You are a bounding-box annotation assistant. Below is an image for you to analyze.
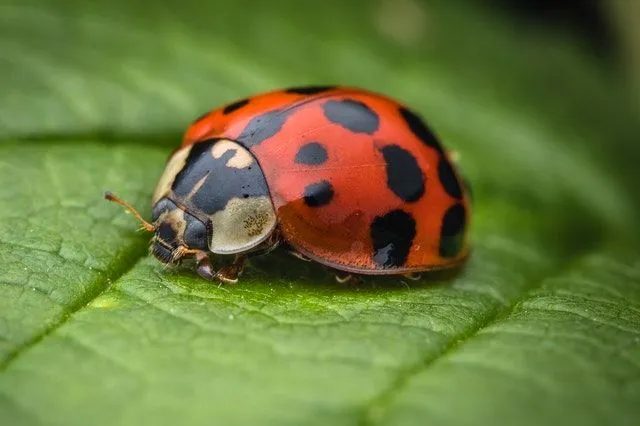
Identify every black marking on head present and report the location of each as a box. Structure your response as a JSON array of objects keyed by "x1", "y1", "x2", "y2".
[
  {"x1": 380, "y1": 145, "x2": 425, "y2": 202},
  {"x1": 438, "y1": 157, "x2": 463, "y2": 200},
  {"x1": 152, "y1": 198, "x2": 178, "y2": 221},
  {"x1": 323, "y1": 99, "x2": 379, "y2": 134},
  {"x1": 222, "y1": 98, "x2": 249, "y2": 115},
  {"x1": 236, "y1": 109, "x2": 292, "y2": 147},
  {"x1": 151, "y1": 241, "x2": 174, "y2": 264},
  {"x1": 157, "y1": 222, "x2": 177, "y2": 246},
  {"x1": 439, "y1": 203, "x2": 466, "y2": 258},
  {"x1": 295, "y1": 142, "x2": 328, "y2": 165},
  {"x1": 171, "y1": 139, "x2": 270, "y2": 215},
  {"x1": 303, "y1": 180, "x2": 334, "y2": 207},
  {"x1": 183, "y1": 212, "x2": 208, "y2": 250},
  {"x1": 399, "y1": 106, "x2": 443, "y2": 153},
  {"x1": 285, "y1": 86, "x2": 336, "y2": 95},
  {"x1": 370, "y1": 209, "x2": 416, "y2": 268}
]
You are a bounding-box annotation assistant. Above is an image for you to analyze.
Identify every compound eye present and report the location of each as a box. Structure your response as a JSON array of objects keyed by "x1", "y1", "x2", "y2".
[
  {"x1": 152, "y1": 198, "x2": 178, "y2": 221},
  {"x1": 183, "y1": 214, "x2": 208, "y2": 250}
]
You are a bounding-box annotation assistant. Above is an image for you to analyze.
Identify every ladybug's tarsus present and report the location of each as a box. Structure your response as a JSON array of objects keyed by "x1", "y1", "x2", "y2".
[
  {"x1": 215, "y1": 254, "x2": 246, "y2": 284},
  {"x1": 403, "y1": 272, "x2": 422, "y2": 281},
  {"x1": 289, "y1": 250, "x2": 312, "y2": 262},
  {"x1": 334, "y1": 272, "x2": 353, "y2": 284}
]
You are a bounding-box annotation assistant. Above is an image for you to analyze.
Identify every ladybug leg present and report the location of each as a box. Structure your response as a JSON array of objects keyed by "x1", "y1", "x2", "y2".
[
  {"x1": 289, "y1": 251, "x2": 312, "y2": 262},
  {"x1": 278, "y1": 237, "x2": 311, "y2": 262},
  {"x1": 194, "y1": 251, "x2": 215, "y2": 281},
  {"x1": 211, "y1": 231, "x2": 277, "y2": 284},
  {"x1": 215, "y1": 254, "x2": 247, "y2": 284},
  {"x1": 403, "y1": 272, "x2": 422, "y2": 281},
  {"x1": 334, "y1": 271, "x2": 353, "y2": 284}
]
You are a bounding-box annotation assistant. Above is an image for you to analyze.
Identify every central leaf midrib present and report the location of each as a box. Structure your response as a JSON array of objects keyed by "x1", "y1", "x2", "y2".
[{"x1": 0, "y1": 237, "x2": 149, "y2": 371}]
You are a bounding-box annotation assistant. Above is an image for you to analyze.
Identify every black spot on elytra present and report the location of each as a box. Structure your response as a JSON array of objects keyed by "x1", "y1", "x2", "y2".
[
  {"x1": 438, "y1": 157, "x2": 463, "y2": 200},
  {"x1": 285, "y1": 86, "x2": 336, "y2": 95},
  {"x1": 295, "y1": 142, "x2": 328, "y2": 165},
  {"x1": 222, "y1": 98, "x2": 249, "y2": 115},
  {"x1": 323, "y1": 99, "x2": 379, "y2": 134},
  {"x1": 399, "y1": 106, "x2": 443, "y2": 153},
  {"x1": 303, "y1": 180, "x2": 334, "y2": 207},
  {"x1": 439, "y1": 203, "x2": 466, "y2": 258},
  {"x1": 370, "y1": 209, "x2": 416, "y2": 268},
  {"x1": 380, "y1": 145, "x2": 425, "y2": 202},
  {"x1": 171, "y1": 139, "x2": 270, "y2": 215},
  {"x1": 236, "y1": 109, "x2": 292, "y2": 147}
]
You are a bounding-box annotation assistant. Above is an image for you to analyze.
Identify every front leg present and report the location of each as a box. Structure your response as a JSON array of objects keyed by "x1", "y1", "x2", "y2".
[
  {"x1": 215, "y1": 254, "x2": 246, "y2": 284},
  {"x1": 195, "y1": 251, "x2": 216, "y2": 281}
]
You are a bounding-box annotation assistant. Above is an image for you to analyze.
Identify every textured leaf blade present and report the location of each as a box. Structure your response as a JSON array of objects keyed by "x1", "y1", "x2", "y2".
[
  {"x1": 372, "y1": 251, "x2": 640, "y2": 426},
  {"x1": 0, "y1": 143, "x2": 164, "y2": 364},
  {"x1": 0, "y1": 0, "x2": 639, "y2": 425}
]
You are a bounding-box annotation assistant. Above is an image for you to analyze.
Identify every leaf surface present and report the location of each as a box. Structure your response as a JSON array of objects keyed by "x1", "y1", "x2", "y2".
[{"x1": 0, "y1": 1, "x2": 638, "y2": 425}]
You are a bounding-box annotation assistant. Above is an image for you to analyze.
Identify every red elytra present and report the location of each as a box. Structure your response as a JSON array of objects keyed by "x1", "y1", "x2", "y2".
[{"x1": 183, "y1": 86, "x2": 471, "y2": 275}]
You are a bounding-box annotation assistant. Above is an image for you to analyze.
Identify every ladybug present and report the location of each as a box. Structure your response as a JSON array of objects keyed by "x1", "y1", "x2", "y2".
[{"x1": 105, "y1": 85, "x2": 471, "y2": 284}]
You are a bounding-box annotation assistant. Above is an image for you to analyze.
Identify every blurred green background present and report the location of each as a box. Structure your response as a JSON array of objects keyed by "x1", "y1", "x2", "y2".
[{"x1": 0, "y1": 1, "x2": 639, "y2": 425}]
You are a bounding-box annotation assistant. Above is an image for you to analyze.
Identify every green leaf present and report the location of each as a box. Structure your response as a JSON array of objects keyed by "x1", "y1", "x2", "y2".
[{"x1": 0, "y1": 1, "x2": 639, "y2": 426}]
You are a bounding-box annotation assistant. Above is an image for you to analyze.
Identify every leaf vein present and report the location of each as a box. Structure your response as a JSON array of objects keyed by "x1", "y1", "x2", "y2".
[
  {"x1": 358, "y1": 246, "x2": 599, "y2": 426},
  {"x1": 524, "y1": 306, "x2": 640, "y2": 336},
  {"x1": 0, "y1": 240, "x2": 148, "y2": 370}
]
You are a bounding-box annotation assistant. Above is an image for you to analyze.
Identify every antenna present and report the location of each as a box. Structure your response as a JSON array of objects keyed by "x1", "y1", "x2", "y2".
[{"x1": 104, "y1": 191, "x2": 155, "y2": 232}]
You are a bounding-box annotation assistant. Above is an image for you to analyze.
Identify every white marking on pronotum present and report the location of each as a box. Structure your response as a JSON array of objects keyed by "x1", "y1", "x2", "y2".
[
  {"x1": 152, "y1": 146, "x2": 192, "y2": 204},
  {"x1": 211, "y1": 139, "x2": 254, "y2": 169},
  {"x1": 186, "y1": 172, "x2": 210, "y2": 200}
]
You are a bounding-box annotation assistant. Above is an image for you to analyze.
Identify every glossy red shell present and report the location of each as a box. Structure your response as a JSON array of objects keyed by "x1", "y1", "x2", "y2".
[{"x1": 181, "y1": 86, "x2": 471, "y2": 274}]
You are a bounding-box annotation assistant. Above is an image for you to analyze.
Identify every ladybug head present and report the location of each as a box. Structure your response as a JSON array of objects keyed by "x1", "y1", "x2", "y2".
[
  {"x1": 104, "y1": 191, "x2": 210, "y2": 265},
  {"x1": 149, "y1": 197, "x2": 209, "y2": 264}
]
